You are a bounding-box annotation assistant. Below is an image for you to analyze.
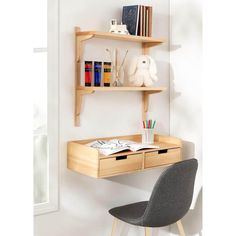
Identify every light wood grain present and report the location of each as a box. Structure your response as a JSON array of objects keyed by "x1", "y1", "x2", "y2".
[
  {"x1": 142, "y1": 43, "x2": 150, "y2": 55},
  {"x1": 75, "y1": 86, "x2": 166, "y2": 126},
  {"x1": 142, "y1": 92, "x2": 149, "y2": 121},
  {"x1": 157, "y1": 135, "x2": 182, "y2": 147},
  {"x1": 74, "y1": 28, "x2": 94, "y2": 126},
  {"x1": 74, "y1": 27, "x2": 166, "y2": 126},
  {"x1": 99, "y1": 153, "x2": 143, "y2": 177},
  {"x1": 67, "y1": 134, "x2": 182, "y2": 178},
  {"x1": 75, "y1": 89, "x2": 94, "y2": 127},
  {"x1": 76, "y1": 30, "x2": 165, "y2": 45},
  {"x1": 111, "y1": 218, "x2": 118, "y2": 236},
  {"x1": 176, "y1": 220, "x2": 186, "y2": 236},
  {"x1": 77, "y1": 86, "x2": 166, "y2": 92},
  {"x1": 74, "y1": 134, "x2": 181, "y2": 159},
  {"x1": 145, "y1": 227, "x2": 151, "y2": 236},
  {"x1": 75, "y1": 27, "x2": 94, "y2": 126},
  {"x1": 75, "y1": 27, "x2": 80, "y2": 126},
  {"x1": 145, "y1": 148, "x2": 181, "y2": 168},
  {"x1": 67, "y1": 142, "x2": 99, "y2": 178}
]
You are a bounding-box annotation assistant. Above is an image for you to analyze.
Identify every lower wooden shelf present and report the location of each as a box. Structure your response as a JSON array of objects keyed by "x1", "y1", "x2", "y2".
[
  {"x1": 77, "y1": 86, "x2": 166, "y2": 93},
  {"x1": 67, "y1": 134, "x2": 182, "y2": 178}
]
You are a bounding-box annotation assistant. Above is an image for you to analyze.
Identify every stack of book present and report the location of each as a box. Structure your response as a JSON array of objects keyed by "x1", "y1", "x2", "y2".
[{"x1": 122, "y1": 5, "x2": 153, "y2": 37}]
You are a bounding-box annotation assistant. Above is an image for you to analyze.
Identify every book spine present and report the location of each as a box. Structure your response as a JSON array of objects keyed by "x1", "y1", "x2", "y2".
[
  {"x1": 84, "y1": 61, "x2": 92, "y2": 86},
  {"x1": 142, "y1": 6, "x2": 146, "y2": 36},
  {"x1": 138, "y1": 5, "x2": 141, "y2": 36},
  {"x1": 103, "y1": 62, "x2": 111, "y2": 87},
  {"x1": 139, "y1": 5, "x2": 143, "y2": 36},
  {"x1": 145, "y1": 6, "x2": 148, "y2": 36},
  {"x1": 94, "y1": 61, "x2": 102, "y2": 87},
  {"x1": 148, "y1": 6, "x2": 153, "y2": 37},
  {"x1": 135, "y1": 5, "x2": 140, "y2": 36}
]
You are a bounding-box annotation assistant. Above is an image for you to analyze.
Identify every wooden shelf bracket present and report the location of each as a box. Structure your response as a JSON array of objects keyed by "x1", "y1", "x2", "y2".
[
  {"x1": 75, "y1": 27, "x2": 94, "y2": 126},
  {"x1": 74, "y1": 27, "x2": 166, "y2": 126},
  {"x1": 142, "y1": 91, "x2": 161, "y2": 120},
  {"x1": 142, "y1": 92, "x2": 149, "y2": 121},
  {"x1": 75, "y1": 89, "x2": 94, "y2": 126}
]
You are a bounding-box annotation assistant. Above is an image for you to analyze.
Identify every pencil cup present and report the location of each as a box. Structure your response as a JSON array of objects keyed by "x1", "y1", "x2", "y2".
[{"x1": 142, "y1": 128, "x2": 155, "y2": 144}]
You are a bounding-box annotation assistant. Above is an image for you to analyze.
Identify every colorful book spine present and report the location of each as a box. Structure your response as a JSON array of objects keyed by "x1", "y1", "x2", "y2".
[
  {"x1": 84, "y1": 61, "x2": 92, "y2": 86},
  {"x1": 103, "y1": 62, "x2": 112, "y2": 87},
  {"x1": 94, "y1": 61, "x2": 102, "y2": 86}
]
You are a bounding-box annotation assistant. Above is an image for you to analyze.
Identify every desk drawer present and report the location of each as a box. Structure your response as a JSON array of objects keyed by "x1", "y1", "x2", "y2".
[
  {"x1": 99, "y1": 153, "x2": 143, "y2": 177},
  {"x1": 145, "y1": 148, "x2": 181, "y2": 168}
]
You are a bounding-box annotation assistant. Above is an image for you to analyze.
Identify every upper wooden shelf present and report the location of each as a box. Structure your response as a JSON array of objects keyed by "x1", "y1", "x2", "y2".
[
  {"x1": 77, "y1": 86, "x2": 166, "y2": 93},
  {"x1": 76, "y1": 31, "x2": 165, "y2": 46}
]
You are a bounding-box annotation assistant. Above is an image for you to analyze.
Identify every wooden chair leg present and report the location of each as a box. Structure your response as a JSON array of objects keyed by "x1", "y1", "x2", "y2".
[
  {"x1": 111, "y1": 217, "x2": 118, "y2": 236},
  {"x1": 176, "y1": 220, "x2": 186, "y2": 236},
  {"x1": 145, "y1": 227, "x2": 151, "y2": 236}
]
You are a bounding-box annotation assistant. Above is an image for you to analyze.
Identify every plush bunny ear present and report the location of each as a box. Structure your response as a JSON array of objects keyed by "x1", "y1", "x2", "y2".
[
  {"x1": 147, "y1": 56, "x2": 158, "y2": 81},
  {"x1": 128, "y1": 56, "x2": 139, "y2": 76}
]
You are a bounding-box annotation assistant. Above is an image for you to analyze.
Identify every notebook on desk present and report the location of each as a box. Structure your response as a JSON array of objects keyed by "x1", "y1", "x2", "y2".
[{"x1": 87, "y1": 139, "x2": 159, "y2": 156}]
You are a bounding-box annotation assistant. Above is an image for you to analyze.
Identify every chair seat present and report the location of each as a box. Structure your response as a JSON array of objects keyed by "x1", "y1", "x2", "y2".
[{"x1": 109, "y1": 201, "x2": 148, "y2": 226}]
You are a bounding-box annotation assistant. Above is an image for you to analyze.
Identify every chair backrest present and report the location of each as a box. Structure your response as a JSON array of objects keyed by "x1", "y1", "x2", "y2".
[{"x1": 142, "y1": 159, "x2": 198, "y2": 227}]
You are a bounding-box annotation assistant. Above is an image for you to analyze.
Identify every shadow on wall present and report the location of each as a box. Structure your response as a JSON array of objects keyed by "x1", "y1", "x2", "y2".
[
  {"x1": 108, "y1": 166, "x2": 169, "y2": 193},
  {"x1": 181, "y1": 140, "x2": 195, "y2": 160},
  {"x1": 171, "y1": 140, "x2": 202, "y2": 236},
  {"x1": 170, "y1": 44, "x2": 181, "y2": 51},
  {"x1": 169, "y1": 62, "x2": 181, "y2": 101},
  {"x1": 105, "y1": 140, "x2": 196, "y2": 195},
  {"x1": 169, "y1": 1, "x2": 202, "y2": 43},
  {"x1": 169, "y1": 63, "x2": 201, "y2": 135},
  {"x1": 170, "y1": 188, "x2": 202, "y2": 236}
]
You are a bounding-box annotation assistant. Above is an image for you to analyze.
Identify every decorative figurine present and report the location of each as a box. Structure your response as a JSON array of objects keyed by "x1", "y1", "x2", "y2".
[{"x1": 109, "y1": 19, "x2": 129, "y2": 35}]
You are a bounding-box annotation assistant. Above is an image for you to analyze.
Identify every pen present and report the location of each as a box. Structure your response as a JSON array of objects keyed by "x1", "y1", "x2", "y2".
[
  {"x1": 143, "y1": 121, "x2": 145, "y2": 128},
  {"x1": 152, "y1": 120, "x2": 156, "y2": 129}
]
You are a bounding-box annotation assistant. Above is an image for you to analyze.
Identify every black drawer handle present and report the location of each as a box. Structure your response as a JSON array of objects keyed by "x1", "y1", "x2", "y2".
[
  {"x1": 158, "y1": 149, "x2": 168, "y2": 154},
  {"x1": 116, "y1": 155, "x2": 127, "y2": 160}
]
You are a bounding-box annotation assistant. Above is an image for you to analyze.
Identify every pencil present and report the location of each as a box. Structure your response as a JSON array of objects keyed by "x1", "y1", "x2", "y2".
[{"x1": 152, "y1": 120, "x2": 156, "y2": 129}]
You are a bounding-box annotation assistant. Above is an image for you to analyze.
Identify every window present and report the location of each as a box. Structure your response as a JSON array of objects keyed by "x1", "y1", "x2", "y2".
[{"x1": 34, "y1": 0, "x2": 59, "y2": 215}]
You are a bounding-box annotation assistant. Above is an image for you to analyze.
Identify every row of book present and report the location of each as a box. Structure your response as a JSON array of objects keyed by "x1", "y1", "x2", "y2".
[
  {"x1": 122, "y1": 5, "x2": 153, "y2": 37},
  {"x1": 84, "y1": 61, "x2": 112, "y2": 87}
]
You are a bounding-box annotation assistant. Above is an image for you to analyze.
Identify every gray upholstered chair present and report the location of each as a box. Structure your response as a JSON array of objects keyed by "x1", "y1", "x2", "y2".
[{"x1": 108, "y1": 158, "x2": 198, "y2": 236}]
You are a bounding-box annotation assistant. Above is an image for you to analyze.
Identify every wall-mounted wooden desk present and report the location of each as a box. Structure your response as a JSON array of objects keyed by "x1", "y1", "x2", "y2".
[{"x1": 67, "y1": 134, "x2": 182, "y2": 178}]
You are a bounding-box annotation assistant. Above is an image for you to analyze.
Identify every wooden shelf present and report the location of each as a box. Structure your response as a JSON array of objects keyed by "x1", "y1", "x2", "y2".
[
  {"x1": 67, "y1": 134, "x2": 182, "y2": 178},
  {"x1": 75, "y1": 27, "x2": 166, "y2": 126},
  {"x1": 76, "y1": 31, "x2": 165, "y2": 47},
  {"x1": 77, "y1": 86, "x2": 166, "y2": 93}
]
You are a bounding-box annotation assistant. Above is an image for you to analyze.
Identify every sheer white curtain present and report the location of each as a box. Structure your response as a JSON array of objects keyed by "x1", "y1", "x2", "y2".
[
  {"x1": 34, "y1": 0, "x2": 58, "y2": 214},
  {"x1": 33, "y1": 51, "x2": 48, "y2": 204}
]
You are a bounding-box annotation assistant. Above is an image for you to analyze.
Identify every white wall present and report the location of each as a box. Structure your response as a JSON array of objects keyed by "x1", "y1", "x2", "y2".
[
  {"x1": 169, "y1": 0, "x2": 202, "y2": 235},
  {"x1": 34, "y1": 0, "x2": 171, "y2": 236}
]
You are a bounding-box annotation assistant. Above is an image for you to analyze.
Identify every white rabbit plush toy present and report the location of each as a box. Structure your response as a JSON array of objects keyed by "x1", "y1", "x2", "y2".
[{"x1": 128, "y1": 55, "x2": 158, "y2": 87}]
